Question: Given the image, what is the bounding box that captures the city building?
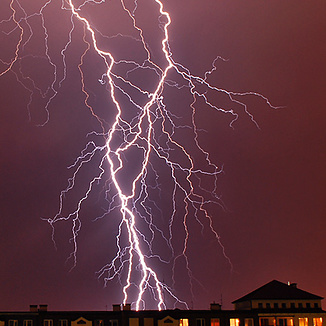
[0,281,324,326]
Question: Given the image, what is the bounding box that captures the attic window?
[164,320,173,324]
[77,321,87,325]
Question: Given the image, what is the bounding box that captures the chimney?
[123,304,131,311]
[112,304,121,311]
[210,302,221,310]
[39,305,48,312]
[29,305,38,312]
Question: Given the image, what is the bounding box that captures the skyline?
[0,0,325,312]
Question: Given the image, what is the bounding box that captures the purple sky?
[0,0,325,312]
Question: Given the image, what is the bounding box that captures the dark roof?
[232,280,323,303]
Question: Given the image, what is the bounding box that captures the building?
[232,280,325,326]
[0,281,324,326]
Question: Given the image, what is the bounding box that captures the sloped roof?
[232,280,323,303]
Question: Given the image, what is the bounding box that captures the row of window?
[258,303,319,309]
[259,317,323,326]
[6,318,324,326]
[194,318,251,326]
[8,320,119,326]
[9,320,69,326]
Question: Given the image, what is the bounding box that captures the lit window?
[24,321,33,326]
[299,318,308,326]
[9,321,18,326]
[245,319,253,326]
[313,318,323,326]
[44,320,53,326]
[230,319,239,326]
[59,320,68,326]
[278,318,293,326]
[180,320,188,326]
[211,319,219,326]
[197,319,205,326]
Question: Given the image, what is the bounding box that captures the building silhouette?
[0,280,324,326]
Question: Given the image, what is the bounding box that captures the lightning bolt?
[1,0,279,310]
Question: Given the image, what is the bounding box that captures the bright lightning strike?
[1,0,279,311]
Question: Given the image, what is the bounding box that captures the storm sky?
[0,0,325,312]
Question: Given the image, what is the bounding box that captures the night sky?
[0,0,326,312]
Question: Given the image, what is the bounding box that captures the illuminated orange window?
[180,319,189,326]
[278,318,293,326]
[230,319,240,326]
[211,319,220,326]
[313,318,323,326]
[299,318,308,326]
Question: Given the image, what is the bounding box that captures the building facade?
[0,281,324,326]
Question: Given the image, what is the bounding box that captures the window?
[129,319,139,326]
[315,303,320,308]
[59,320,68,326]
[245,319,253,326]
[44,320,53,326]
[298,303,303,309]
[258,303,263,309]
[306,303,311,308]
[266,303,271,309]
[211,319,219,326]
[230,319,239,326]
[164,320,173,324]
[9,321,18,326]
[144,319,153,326]
[274,303,279,309]
[313,318,323,326]
[278,318,293,326]
[299,318,308,326]
[197,319,205,326]
[180,320,188,326]
[95,321,104,326]
[290,303,295,308]
[281,303,286,309]
[110,321,118,326]
[260,318,274,326]
[24,321,33,326]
